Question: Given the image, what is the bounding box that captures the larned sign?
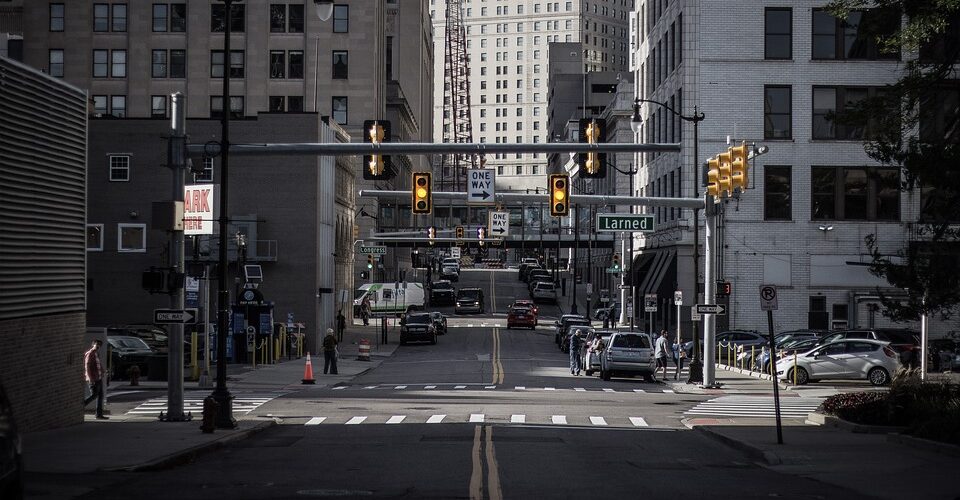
[596,214,655,232]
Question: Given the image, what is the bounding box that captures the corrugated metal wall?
[0,57,87,320]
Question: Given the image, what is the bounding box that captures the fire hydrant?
[200,396,219,433]
[127,365,141,386]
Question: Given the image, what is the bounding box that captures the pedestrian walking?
[361,297,371,326]
[336,310,346,342]
[654,330,670,381]
[82,339,108,419]
[569,331,583,375]
[322,328,339,374]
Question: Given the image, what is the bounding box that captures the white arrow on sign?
[488,211,509,237]
[467,169,496,205]
[695,304,727,315]
[154,308,198,324]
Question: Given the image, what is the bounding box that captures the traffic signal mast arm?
[188,141,679,157]
[359,189,704,209]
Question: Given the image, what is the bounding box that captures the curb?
[102,419,276,472]
[805,412,908,434]
[887,433,960,458]
[717,364,792,390]
[693,426,782,465]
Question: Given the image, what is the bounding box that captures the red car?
[510,300,538,316]
[507,307,538,329]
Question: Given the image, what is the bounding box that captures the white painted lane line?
[574,388,586,392]
[484,385,496,389]
[602,388,615,393]
[633,389,646,393]
[590,416,607,426]
[454,385,467,389]
[629,417,649,427]
[394,385,407,390]
[551,415,567,425]
[511,414,525,423]
[425,385,437,389]
[386,415,406,424]
[514,386,526,391]
[305,417,326,426]
[363,386,377,390]
[345,416,367,425]
[663,389,675,394]
[544,387,556,391]
[426,414,446,424]
[469,414,485,423]
[332,386,348,390]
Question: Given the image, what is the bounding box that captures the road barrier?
[358,338,371,361]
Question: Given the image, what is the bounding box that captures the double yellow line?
[491,328,504,385]
[469,425,503,500]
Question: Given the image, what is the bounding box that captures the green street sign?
[596,214,655,232]
[605,267,622,274]
[360,246,387,255]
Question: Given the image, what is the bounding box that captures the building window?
[813,86,886,140]
[92,95,108,116]
[111,4,127,31]
[49,49,64,77]
[269,95,285,111]
[812,8,900,60]
[332,50,348,79]
[94,4,109,32]
[763,86,792,139]
[270,50,285,78]
[170,49,186,77]
[270,4,286,32]
[764,166,792,220]
[153,4,168,32]
[195,157,214,182]
[152,49,167,78]
[109,155,130,181]
[93,49,108,77]
[118,224,147,253]
[811,166,900,221]
[516,166,522,175]
[211,3,244,32]
[920,84,960,143]
[333,4,349,33]
[49,4,64,31]
[289,51,304,78]
[331,96,348,124]
[210,96,244,119]
[497,166,504,175]
[86,224,104,251]
[288,96,304,111]
[211,50,244,78]
[110,95,126,117]
[764,8,791,59]
[151,95,167,118]
[170,4,186,31]
[111,50,126,77]
[288,4,304,32]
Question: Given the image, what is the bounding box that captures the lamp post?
[631,98,704,383]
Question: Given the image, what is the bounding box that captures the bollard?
[751,346,755,372]
[357,338,371,361]
[191,330,199,381]
[793,351,798,385]
[127,364,140,386]
[200,396,219,433]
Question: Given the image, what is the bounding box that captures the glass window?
[270,4,286,32]
[86,224,104,251]
[153,4,168,32]
[110,95,126,117]
[94,4,109,32]
[170,49,186,78]
[288,4,304,32]
[811,167,836,220]
[211,3,244,32]
[844,168,869,220]
[764,8,791,59]
[288,96,304,112]
[151,95,167,118]
[152,49,167,78]
[333,4,349,33]
[332,96,348,124]
[111,50,126,78]
[812,167,900,220]
[812,8,900,60]
[92,49,108,77]
[118,224,147,252]
[92,95,108,116]
[269,50,285,78]
[332,50,348,79]
[211,50,244,78]
[920,84,960,143]
[210,96,244,119]
[112,4,127,31]
[49,4,64,32]
[764,86,791,139]
[764,166,792,221]
[49,49,64,77]
[269,95,285,111]
[812,87,836,139]
[109,155,130,181]
[171,4,187,32]
[195,157,214,182]
[288,51,304,78]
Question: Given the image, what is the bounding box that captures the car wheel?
[789,367,809,385]
[868,367,890,386]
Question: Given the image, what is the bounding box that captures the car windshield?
[876,331,919,344]
[354,290,367,299]
[443,259,458,265]
[432,282,452,289]
[612,335,651,348]
[535,283,554,290]
[458,289,481,300]
[109,337,151,349]
[567,319,590,328]
[405,314,431,325]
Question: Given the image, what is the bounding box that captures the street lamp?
[313,0,334,21]
[630,98,705,384]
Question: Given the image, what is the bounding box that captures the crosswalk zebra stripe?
[484,386,496,389]
[552,415,567,425]
[514,386,526,390]
[386,415,406,424]
[298,415,658,427]
[454,385,467,389]
[332,386,347,390]
[633,389,646,393]
[364,386,377,390]
[590,416,607,426]
[663,389,675,394]
[394,385,407,390]
[602,388,615,393]
[685,396,823,418]
[305,417,326,426]
[469,414,484,423]
[511,414,525,423]
[544,387,555,391]
[345,416,367,425]
[426,414,446,423]
[630,417,649,427]
[574,388,586,392]
[425,385,437,389]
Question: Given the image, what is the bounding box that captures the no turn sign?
[760,285,778,311]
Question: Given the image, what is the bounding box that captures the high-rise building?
[431,0,630,192]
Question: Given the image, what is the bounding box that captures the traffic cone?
[301,352,316,384]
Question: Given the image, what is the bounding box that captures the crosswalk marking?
[574,388,586,392]
[425,385,437,389]
[364,386,377,390]
[663,389,675,394]
[394,385,407,390]
[544,387,556,391]
[484,385,496,389]
[551,415,567,425]
[127,395,276,416]
[590,416,607,426]
[511,414,525,423]
[322,384,682,394]
[470,413,485,423]
[685,396,823,418]
[386,415,406,424]
[630,417,649,427]
[298,414,659,428]
[332,386,347,390]
[345,416,367,425]
[515,386,526,390]
[602,388,615,393]
[305,417,326,426]
[426,414,446,424]
[633,389,646,393]
[454,385,467,389]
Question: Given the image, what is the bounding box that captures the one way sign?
[154,308,198,324]
[467,169,496,205]
[488,211,509,237]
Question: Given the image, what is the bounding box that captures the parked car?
[106,336,155,380]
[776,339,901,386]
[0,380,23,500]
[818,329,920,367]
[594,303,620,322]
[429,311,448,335]
[561,325,593,354]
[774,329,829,349]
[930,338,960,372]
[531,282,558,303]
[526,269,552,285]
[440,266,460,282]
[684,330,767,358]
[581,330,613,376]
[455,288,485,314]
[442,257,461,272]
[519,265,543,282]
[429,280,456,306]
[599,331,656,381]
[554,315,590,346]
[507,306,537,329]
[400,313,437,345]
[509,299,538,316]
[106,324,170,352]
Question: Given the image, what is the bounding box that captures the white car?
[531,282,557,303]
[776,339,901,386]
[442,257,460,272]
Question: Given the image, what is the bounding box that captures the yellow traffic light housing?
[577,118,607,178]
[455,226,464,240]
[549,174,569,216]
[729,142,749,191]
[367,254,374,269]
[706,156,721,197]
[412,172,432,214]
[363,120,392,180]
[717,151,732,196]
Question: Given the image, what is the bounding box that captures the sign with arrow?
[695,304,727,315]
[467,169,496,205]
[488,211,509,237]
[154,308,198,324]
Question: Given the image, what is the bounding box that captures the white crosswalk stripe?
[629,417,649,427]
[426,414,446,423]
[514,386,526,390]
[590,416,607,426]
[685,396,824,418]
[345,416,367,425]
[469,413,485,423]
[574,388,586,392]
[127,394,277,416]
[305,417,326,426]
[511,414,525,423]
[323,384,680,394]
[394,385,407,390]
[551,415,567,425]
[386,415,406,424]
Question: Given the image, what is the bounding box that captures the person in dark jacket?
[336,310,346,342]
[83,340,108,419]
[569,331,583,375]
[322,328,338,374]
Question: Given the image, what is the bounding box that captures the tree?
[827,0,960,321]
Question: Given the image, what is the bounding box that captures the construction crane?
[440,0,480,192]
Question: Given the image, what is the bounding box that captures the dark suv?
[820,329,920,367]
[429,280,456,306]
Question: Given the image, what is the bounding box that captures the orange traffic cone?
[301,352,316,384]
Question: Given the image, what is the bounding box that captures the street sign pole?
[760,284,784,444]
[674,291,682,380]
[164,93,188,422]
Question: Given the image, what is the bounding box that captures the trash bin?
[148,354,168,381]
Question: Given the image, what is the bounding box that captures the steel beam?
[187,141,680,157]
[359,190,705,209]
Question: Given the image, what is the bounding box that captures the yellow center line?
[469,426,483,499]
[484,426,503,500]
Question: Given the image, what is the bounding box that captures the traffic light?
[360,271,369,279]
[362,120,392,180]
[427,226,436,245]
[706,156,721,197]
[577,118,606,178]
[549,174,569,216]
[612,253,621,271]
[717,281,732,297]
[455,226,464,240]
[477,227,486,245]
[412,172,432,214]
[729,142,749,192]
[718,151,732,196]
[367,254,374,269]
